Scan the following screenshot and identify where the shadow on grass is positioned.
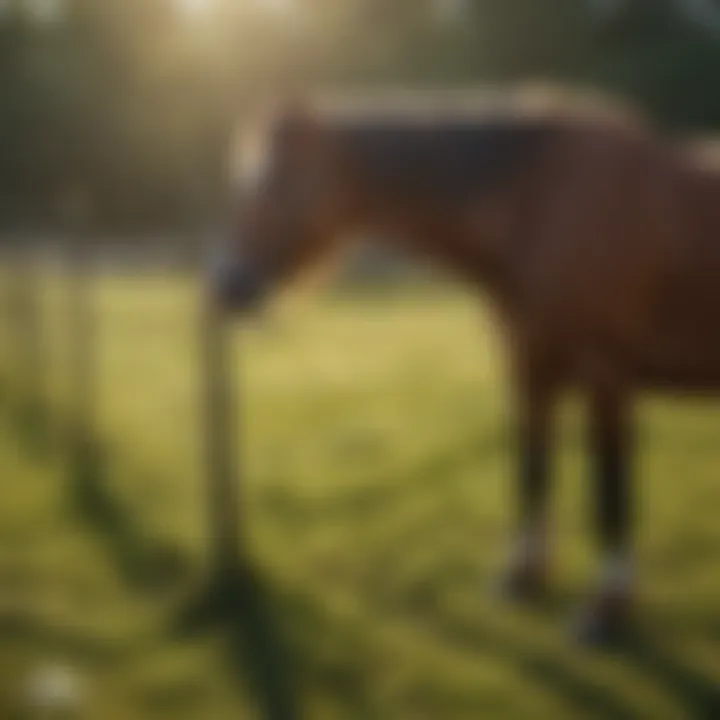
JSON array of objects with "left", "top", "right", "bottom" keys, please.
[
  {"left": 364, "top": 552, "right": 720, "bottom": 719},
  {"left": 65, "top": 429, "right": 190, "bottom": 593},
  {"left": 400, "top": 599, "right": 643, "bottom": 718},
  {"left": 0, "top": 385, "right": 190, "bottom": 593},
  {"left": 622, "top": 632, "right": 720, "bottom": 719},
  {"left": 174, "top": 564, "right": 304, "bottom": 720},
  {"left": 173, "top": 564, "right": 375, "bottom": 720},
  {"left": 274, "top": 593, "right": 373, "bottom": 720},
  {"left": 0, "top": 385, "right": 55, "bottom": 460}
]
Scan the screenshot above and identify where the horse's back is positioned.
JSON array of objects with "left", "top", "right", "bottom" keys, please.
[
  {"left": 336, "top": 115, "right": 557, "bottom": 203},
  {"left": 526, "top": 119, "right": 720, "bottom": 388}
]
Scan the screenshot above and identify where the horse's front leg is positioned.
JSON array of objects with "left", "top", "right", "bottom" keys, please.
[
  {"left": 496, "top": 376, "right": 557, "bottom": 601},
  {"left": 573, "top": 382, "right": 635, "bottom": 645}
]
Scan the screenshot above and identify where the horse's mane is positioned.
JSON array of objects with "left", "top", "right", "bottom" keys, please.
[
  {"left": 308, "top": 82, "right": 648, "bottom": 131},
  {"left": 229, "top": 83, "right": 649, "bottom": 183},
  {"left": 681, "top": 137, "right": 720, "bottom": 172}
]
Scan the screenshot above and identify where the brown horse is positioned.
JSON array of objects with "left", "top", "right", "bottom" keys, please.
[{"left": 212, "top": 85, "right": 720, "bottom": 645}]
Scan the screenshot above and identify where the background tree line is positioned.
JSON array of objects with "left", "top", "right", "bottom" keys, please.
[{"left": 2, "top": 0, "right": 720, "bottom": 233}]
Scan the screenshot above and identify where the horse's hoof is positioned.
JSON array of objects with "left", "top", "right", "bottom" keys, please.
[
  {"left": 493, "top": 563, "right": 546, "bottom": 603},
  {"left": 570, "top": 595, "right": 631, "bottom": 647}
]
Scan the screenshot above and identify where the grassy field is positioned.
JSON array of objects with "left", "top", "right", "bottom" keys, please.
[{"left": 2, "top": 273, "right": 720, "bottom": 719}]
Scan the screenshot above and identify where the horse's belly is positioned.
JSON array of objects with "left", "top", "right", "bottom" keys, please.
[
  {"left": 625, "top": 168, "right": 720, "bottom": 393},
  {"left": 637, "top": 366, "right": 720, "bottom": 393},
  {"left": 638, "top": 295, "right": 720, "bottom": 392}
]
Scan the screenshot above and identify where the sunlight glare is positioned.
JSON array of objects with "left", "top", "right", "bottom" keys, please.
[
  {"left": 262, "top": 0, "right": 294, "bottom": 12},
  {"left": 26, "top": 0, "right": 65, "bottom": 22},
  {"left": 176, "top": 0, "right": 294, "bottom": 15},
  {"left": 433, "top": 0, "right": 467, "bottom": 23},
  {"left": 176, "top": 0, "right": 212, "bottom": 15}
]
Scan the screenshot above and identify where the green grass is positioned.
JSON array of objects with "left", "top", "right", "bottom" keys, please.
[{"left": 2, "top": 273, "right": 720, "bottom": 719}]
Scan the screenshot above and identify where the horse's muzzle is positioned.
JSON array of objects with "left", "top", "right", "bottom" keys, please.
[{"left": 208, "top": 245, "right": 266, "bottom": 316}]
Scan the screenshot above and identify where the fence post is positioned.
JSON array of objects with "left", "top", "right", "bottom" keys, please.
[
  {"left": 175, "top": 123, "right": 301, "bottom": 715},
  {"left": 200, "top": 278, "right": 247, "bottom": 582},
  {"left": 175, "top": 238, "right": 299, "bottom": 720},
  {"left": 7, "top": 230, "right": 47, "bottom": 450}
]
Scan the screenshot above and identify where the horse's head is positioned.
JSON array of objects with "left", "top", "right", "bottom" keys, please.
[
  {"left": 211, "top": 89, "right": 574, "bottom": 313},
  {"left": 212, "top": 100, "right": 355, "bottom": 314}
]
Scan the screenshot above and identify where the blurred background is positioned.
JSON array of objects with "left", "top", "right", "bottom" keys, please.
[{"left": 3, "top": 1, "right": 720, "bottom": 718}]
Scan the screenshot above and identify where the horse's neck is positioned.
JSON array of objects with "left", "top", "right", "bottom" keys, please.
[
  {"left": 680, "top": 164, "right": 720, "bottom": 252},
  {"left": 364, "top": 202, "right": 512, "bottom": 299}
]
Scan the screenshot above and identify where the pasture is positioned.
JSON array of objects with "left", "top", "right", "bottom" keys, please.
[{"left": 1, "top": 272, "right": 720, "bottom": 719}]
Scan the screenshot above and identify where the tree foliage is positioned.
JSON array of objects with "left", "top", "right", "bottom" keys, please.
[{"left": 1, "top": 0, "right": 720, "bottom": 231}]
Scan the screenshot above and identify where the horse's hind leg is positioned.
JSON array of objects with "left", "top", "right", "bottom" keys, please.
[
  {"left": 496, "top": 373, "right": 558, "bottom": 601},
  {"left": 572, "top": 380, "right": 635, "bottom": 645}
]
